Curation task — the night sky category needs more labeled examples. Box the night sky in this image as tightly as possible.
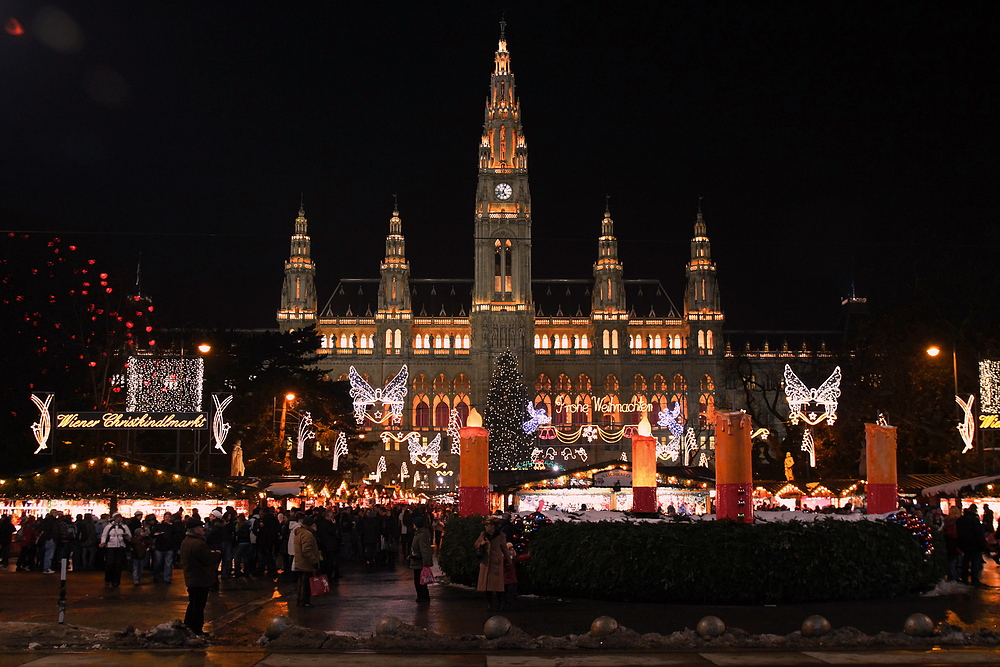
[2,2,996,333]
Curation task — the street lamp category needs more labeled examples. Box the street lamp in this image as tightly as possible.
[926,345,959,403]
[927,344,977,460]
[279,393,295,472]
[197,343,212,354]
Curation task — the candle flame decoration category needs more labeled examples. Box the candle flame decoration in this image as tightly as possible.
[211,393,233,453]
[31,393,53,454]
[637,412,652,437]
[467,407,483,429]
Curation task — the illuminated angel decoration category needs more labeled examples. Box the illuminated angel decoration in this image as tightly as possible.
[211,394,233,454]
[783,364,842,426]
[296,412,316,460]
[30,393,53,454]
[349,364,408,425]
[657,402,684,438]
[657,437,680,462]
[331,431,348,471]
[522,402,552,434]
[956,395,976,454]
[408,432,441,466]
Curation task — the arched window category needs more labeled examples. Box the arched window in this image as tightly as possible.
[535,374,552,391]
[413,396,430,429]
[384,331,392,348]
[603,374,619,393]
[443,335,451,349]
[455,400,470,426]
[434,334,442,348]
[553,393,572,425]
[394,329,402,349]
[561,334,569,349]
[573,335,580,349]
[603,330,611,350]
[577,374,592,391]
[423,334,431,348]
[673,334,682,349]
[412,374,430,394]
[462,335,470,348]
[534,334,540,349]
[652,374,667,391]
[557,374,573,392]
[414,335,423,349]
[534,393,553,424]
[434,397,451,427]
[698,330,706,349]
[706,329,714,352]
[433,374,449,392]
[699,393,715,427]
[573,394,591,425]
[454,374,472,393]
[581,334,589,349]
[339,334,348,348]
[542,335,550,349]
[552,335,560,349]
[654,334,662,349]
[612,330,619,350]
[632,374,647,391]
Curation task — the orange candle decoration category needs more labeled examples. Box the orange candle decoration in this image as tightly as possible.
[458,407,490,516]
[631,412,658,513]
[715,411,753,523]
[865,423,898,514]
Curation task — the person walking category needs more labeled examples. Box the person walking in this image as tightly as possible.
[180,517,221,636]
[315,509,341,580]
[399,508,413,560]
[79,514,98,571]
[474,516,511,611]
[151,513,175,583]
[99,513,131,587]
[957,505,989,586]
[408,514,433,605]
[292,515,322,607]
[15,516,38,572]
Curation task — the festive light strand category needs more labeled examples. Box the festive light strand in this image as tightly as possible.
[296,412,316,460]
[956,395,976,454]
[448,409,462,454]
[682,427,698,466]
[126,356,204,412]
[801,427,816,467]
[348,364,408,425]
[783,364,842,426]
[30,393,53,454]
[331,432,348,471]
[211,394,233,454]
[536,424,637,444]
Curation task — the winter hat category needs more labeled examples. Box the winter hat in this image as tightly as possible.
[412,515,426,528]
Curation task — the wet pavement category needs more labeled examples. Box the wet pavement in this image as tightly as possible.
[2,550,1000,648]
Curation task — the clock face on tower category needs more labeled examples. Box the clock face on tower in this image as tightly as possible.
[494,182,513,201]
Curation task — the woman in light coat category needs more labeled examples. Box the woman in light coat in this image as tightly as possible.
[474,516,511,611]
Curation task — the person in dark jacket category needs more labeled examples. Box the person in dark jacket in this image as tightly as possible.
[408,514,433,605]
[314,509,341,579]
[179,518,221,635]
[0,515,15,569]
[957,506,989,586]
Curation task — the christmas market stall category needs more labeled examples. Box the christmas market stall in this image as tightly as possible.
[504,463,713,514]
[0,455,259,518]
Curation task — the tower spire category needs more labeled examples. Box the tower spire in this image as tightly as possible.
[685,201,722,351]
[378,201,411,316]
[277,202,317,331]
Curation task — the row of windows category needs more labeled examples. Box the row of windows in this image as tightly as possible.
[320,331,470,349]
[322,330,715,352]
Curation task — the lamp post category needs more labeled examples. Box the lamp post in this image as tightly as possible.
[927,344,977,471]
[926,346,959,401]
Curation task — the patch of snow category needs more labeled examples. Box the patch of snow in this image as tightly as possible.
[922,580,972,596]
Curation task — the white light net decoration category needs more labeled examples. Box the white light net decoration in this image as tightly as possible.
[783,364,842,426]
[126,356,204,412]
[980,360,1000,414]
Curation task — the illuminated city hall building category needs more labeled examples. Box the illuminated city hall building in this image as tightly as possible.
[277,32,727,480]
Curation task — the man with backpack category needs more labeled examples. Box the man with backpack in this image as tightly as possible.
[100,513,131,587]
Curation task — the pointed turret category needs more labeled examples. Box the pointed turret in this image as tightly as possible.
[592,202,626,313]
[278,201,317,332]
[684,201,722,354]
[378,202,411,314]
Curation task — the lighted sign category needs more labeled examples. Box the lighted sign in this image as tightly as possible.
[55,412,208,430]
[554,396,653,415]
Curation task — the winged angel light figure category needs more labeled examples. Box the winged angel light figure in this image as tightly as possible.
[523,402,552,434]
[349,365,408,425]
[408,432,441,466]
[783,364,842,426]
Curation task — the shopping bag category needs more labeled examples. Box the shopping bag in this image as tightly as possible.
[309,574,331,596]
[419,566,435,586]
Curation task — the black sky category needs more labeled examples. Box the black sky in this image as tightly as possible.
[1,2,997,332]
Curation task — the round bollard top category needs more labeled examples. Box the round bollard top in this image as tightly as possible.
[484,615,512,640]
[801,614,831,638]
[264,616,289,640]
[590,615,619,637]
[903,613,935,637]
[696,615,726,638]
[376,616,403,636]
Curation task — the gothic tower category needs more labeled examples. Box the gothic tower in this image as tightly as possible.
[377,204,411,354]
[277,202,317,332]
[684,203,722,354]
[471,24,534,402]
[592,203,628,356]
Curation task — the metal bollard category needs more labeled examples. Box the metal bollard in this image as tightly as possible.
[58,557,67,624]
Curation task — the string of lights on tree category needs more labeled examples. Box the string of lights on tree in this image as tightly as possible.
[484,350,533,470]
[888,511,935,558]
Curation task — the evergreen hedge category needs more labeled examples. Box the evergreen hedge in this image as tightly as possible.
[440,516,944,604]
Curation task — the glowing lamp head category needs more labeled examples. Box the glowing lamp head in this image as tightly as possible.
[467,407,483,429]
[197,344,212,354]
[637,412,652,437]
[926,346,941,357]
[285,393,296,402]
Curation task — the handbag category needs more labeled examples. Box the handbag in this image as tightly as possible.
[419,566,435,586]
[309,573,331,597]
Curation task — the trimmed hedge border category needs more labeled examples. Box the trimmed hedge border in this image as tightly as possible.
[440,515,944,604]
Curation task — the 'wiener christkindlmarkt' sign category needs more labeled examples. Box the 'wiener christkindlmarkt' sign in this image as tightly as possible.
[55,412,208,430]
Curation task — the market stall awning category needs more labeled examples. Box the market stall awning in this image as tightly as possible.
[264,480,306,497]
[919,475,1000,497]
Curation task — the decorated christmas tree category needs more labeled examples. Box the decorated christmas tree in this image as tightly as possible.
[484,349,532,470]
